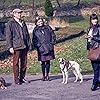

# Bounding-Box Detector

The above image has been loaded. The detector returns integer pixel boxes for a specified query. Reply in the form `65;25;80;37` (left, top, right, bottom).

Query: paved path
0;74;100;100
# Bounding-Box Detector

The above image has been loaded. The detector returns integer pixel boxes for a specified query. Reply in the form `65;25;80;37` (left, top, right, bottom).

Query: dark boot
45;76;51;81
14;78;21;85
42;76;46;81
45;61;51;81
91;84;98;91
41;61;46;81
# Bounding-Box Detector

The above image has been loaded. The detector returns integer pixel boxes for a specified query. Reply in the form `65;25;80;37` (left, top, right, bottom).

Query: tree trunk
56;0;61;8
18;0;22;7
32;0;36;16
77;0;81;7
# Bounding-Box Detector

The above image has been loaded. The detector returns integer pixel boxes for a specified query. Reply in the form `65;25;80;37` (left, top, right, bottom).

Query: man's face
14;12;22;19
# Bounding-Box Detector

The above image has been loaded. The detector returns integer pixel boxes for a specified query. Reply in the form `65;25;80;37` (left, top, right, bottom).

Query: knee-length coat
32;25;56;61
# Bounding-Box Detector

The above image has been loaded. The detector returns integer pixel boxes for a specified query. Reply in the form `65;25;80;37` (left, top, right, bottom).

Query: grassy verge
1;15;99;75
28;14;100;75
0;36;93;75
27;35;92;75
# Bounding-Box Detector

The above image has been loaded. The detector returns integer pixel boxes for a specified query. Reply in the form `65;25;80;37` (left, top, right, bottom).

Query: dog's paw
74;80;77;83
1;86;7;90
64;82;68;84
80;80;83;84
62;81;65;84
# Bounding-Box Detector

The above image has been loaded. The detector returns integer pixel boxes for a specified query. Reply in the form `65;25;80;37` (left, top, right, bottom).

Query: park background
0;0;100;75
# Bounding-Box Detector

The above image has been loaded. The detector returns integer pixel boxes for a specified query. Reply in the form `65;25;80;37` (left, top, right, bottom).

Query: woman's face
91;19;98;25
36;19;44;26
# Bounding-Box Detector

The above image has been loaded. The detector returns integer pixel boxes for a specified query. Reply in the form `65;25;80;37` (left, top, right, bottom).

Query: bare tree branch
76;0;81;7
56;0;61;8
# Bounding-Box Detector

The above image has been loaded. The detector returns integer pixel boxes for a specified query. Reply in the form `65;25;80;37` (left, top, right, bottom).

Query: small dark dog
0;77;7;90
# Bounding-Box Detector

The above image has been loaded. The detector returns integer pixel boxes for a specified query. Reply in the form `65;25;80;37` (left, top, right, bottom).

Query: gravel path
0;74;100;100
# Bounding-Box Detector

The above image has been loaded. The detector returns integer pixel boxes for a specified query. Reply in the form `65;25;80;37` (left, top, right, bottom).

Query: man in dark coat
32;17;56;81
5;8;31;85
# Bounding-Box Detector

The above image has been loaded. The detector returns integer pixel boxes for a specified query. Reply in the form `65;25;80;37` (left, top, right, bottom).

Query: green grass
1;15;100;75
62;16;100;30
0;15;95;75
0;36;93;75
68;16;89;30
61;16;89;30
27;36;92;74
27;59;41;74
52;37;92;73
0;67;12;75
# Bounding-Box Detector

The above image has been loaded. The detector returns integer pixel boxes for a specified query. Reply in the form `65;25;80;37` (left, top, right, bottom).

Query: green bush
44;0;54;17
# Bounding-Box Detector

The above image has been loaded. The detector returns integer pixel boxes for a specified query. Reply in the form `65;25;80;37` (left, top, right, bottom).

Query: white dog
59;58;83;84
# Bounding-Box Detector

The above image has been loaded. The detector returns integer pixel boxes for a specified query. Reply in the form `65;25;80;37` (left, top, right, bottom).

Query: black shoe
97;83;100;87
20;79;28;84
45;76;51;81
42;76;46;81
91;85;98;91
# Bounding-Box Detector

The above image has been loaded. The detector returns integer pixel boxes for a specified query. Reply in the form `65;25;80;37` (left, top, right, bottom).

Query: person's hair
35;16;44;25
90;13;99;28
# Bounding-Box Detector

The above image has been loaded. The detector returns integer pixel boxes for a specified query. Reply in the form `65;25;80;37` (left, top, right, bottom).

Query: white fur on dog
59;58;83;84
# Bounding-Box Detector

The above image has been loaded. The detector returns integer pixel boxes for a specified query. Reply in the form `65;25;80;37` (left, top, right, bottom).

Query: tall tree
32;0;35;15
44;0;54;17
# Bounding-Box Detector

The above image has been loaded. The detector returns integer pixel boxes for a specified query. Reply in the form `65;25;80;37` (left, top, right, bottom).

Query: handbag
88;47;100;61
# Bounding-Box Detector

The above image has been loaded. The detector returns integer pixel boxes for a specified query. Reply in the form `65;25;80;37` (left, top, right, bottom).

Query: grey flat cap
12;8;22;13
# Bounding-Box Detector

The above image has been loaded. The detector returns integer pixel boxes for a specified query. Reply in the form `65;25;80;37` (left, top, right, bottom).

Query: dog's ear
58;58;61;62
62;58;65;62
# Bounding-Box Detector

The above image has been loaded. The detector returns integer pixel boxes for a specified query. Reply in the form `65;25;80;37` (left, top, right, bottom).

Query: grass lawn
23;17;93;74
27;15;99;74
0;15;100;75
27;36;92;75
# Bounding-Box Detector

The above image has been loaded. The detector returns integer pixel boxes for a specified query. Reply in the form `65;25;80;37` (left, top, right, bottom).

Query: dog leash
62;62;75;71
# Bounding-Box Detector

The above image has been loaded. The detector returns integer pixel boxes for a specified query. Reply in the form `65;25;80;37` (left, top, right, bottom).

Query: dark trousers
13;48;28;83
41;60;50;77
91;61;100;85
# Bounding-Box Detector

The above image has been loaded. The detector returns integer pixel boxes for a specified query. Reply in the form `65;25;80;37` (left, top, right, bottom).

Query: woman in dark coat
32;17;56;81
87;14;100;91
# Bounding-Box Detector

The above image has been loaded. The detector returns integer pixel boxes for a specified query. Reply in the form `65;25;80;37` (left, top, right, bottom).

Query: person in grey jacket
5;8;31;85
32;17;56;81
87;14;100;91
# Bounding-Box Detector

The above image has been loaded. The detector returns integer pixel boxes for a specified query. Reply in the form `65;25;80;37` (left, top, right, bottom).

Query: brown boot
15;78;21;85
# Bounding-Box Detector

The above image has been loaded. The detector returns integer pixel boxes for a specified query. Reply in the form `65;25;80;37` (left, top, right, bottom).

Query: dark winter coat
32;25;56;61
87;25;100;50
5;18;31;50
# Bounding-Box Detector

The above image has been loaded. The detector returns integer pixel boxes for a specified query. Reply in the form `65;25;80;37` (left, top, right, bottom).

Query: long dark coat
5;18;31;50
32;25;56;61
